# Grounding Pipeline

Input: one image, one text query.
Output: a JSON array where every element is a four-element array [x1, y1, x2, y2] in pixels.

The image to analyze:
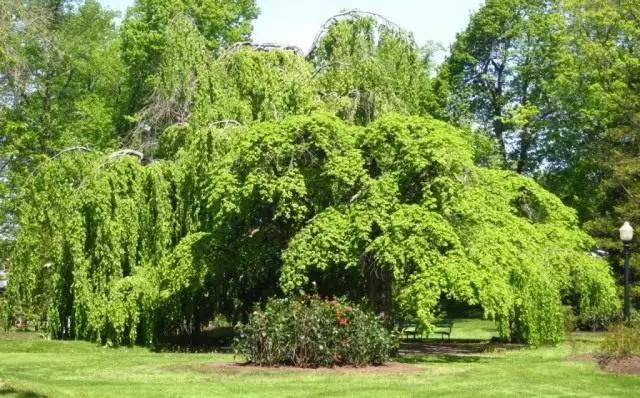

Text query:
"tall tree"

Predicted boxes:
[[132, 15, 317, 148], [440, 0, 567, 174], [548, 0, 640, 305]]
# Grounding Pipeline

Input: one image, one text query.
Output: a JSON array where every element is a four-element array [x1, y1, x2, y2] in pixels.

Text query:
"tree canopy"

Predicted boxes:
[[6, 112, 617, 346]]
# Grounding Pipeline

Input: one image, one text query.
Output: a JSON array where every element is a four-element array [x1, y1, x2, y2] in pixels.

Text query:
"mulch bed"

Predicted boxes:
[[199, 342, 528, 373], [202, 361, 425, 374], [599, 356, 640, 375], [565, 353, 640, 375]]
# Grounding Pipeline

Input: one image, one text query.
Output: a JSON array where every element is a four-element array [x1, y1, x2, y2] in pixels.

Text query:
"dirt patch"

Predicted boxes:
[[599, 356, 640, 375], [201, 361, 426, 374]]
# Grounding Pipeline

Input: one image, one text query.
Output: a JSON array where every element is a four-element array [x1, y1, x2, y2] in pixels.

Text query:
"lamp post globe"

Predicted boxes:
[[620, 221, 634, 243], [620, 221, 634, 322]]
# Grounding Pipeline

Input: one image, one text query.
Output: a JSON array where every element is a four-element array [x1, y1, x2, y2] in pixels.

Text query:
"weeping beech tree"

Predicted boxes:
[[6, 113, 617, 346]]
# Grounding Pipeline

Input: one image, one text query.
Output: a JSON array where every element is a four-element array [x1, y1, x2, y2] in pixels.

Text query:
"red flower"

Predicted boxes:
[[338, 318, 347, 326], [334, 354, 341, 363], [345, 306, 353, 313]]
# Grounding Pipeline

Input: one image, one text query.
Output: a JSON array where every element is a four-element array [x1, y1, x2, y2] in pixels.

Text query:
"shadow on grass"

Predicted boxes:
[[150, 343, 233, 354], [150, 327, 236, 353], [396, 340, 528, 364], [395, 354, 485, 364], [567, 337, 605, 344], [0, 385, 46, 397]]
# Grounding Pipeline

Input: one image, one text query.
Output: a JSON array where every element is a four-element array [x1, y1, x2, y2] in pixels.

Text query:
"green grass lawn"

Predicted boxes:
[[0, 324, 638, 397]]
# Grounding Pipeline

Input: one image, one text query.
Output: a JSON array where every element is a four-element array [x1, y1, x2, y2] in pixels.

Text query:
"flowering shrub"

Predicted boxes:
[[234, 296, 397, 367], [600, 321, 640, 359]]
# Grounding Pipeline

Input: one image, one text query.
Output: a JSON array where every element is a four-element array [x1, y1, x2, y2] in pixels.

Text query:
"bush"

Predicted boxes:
[[578, 310, 618, 332], [599, 323, 640, 359], [234, 296, 398, 367]]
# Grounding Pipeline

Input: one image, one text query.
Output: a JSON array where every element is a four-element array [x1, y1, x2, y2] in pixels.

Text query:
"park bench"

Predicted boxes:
[[432, 320, 454, 340], [400, 320, 454, 341], [400, 323, 424, 340]]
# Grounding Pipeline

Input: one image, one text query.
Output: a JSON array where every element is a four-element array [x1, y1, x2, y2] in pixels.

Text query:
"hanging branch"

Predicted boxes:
[[26, 146, 96, 180], [312, 61, 352, 78], [208, 120, 241, 129], [221, 42, 305, 59], [108, 149, 145, 161], [49, 146, 94, 161]]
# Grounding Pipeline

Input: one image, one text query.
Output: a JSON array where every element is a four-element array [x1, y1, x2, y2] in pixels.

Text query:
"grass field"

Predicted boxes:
[[0, 320, 639, 397]]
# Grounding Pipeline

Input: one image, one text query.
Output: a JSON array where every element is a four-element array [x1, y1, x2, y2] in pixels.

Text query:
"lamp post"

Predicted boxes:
[[620, 221, 634, 322]]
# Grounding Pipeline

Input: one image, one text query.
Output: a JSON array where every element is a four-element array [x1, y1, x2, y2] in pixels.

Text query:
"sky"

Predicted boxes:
[[99, 0, 483, 58]]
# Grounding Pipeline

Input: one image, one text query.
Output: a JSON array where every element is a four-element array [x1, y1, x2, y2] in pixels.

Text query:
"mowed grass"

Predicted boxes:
[[0, 322, 639, 398]]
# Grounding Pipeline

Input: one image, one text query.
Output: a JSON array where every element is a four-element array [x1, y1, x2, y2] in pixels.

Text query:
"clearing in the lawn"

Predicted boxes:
[[1, 320, 639, 398]]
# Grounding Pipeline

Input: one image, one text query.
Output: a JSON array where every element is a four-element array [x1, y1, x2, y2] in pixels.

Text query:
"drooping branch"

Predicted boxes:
[[221, 42, 305, 59], [49, 146, 94, 161], [208, 120, 241, 129], [312, 61, 352, 78], [26, 146, 96, 179], [107, 149, 145, 161]]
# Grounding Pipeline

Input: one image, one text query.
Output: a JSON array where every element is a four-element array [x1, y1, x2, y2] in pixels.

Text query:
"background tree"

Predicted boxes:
[[120, 0, 259, 121], [0, 0, 124, 255], [550, 0, 640, 307], [440, 0, 567, 174]]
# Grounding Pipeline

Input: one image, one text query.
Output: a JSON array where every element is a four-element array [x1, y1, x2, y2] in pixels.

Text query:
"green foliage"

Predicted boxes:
[[562, 305, 579, 332], [0, 0, 125, 254], [121, 0, 259, 116], [218, 46, 319, 122], [276, 115, 617, 346], [537, 0, 639, 225], [234, 296, 397, 367]]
